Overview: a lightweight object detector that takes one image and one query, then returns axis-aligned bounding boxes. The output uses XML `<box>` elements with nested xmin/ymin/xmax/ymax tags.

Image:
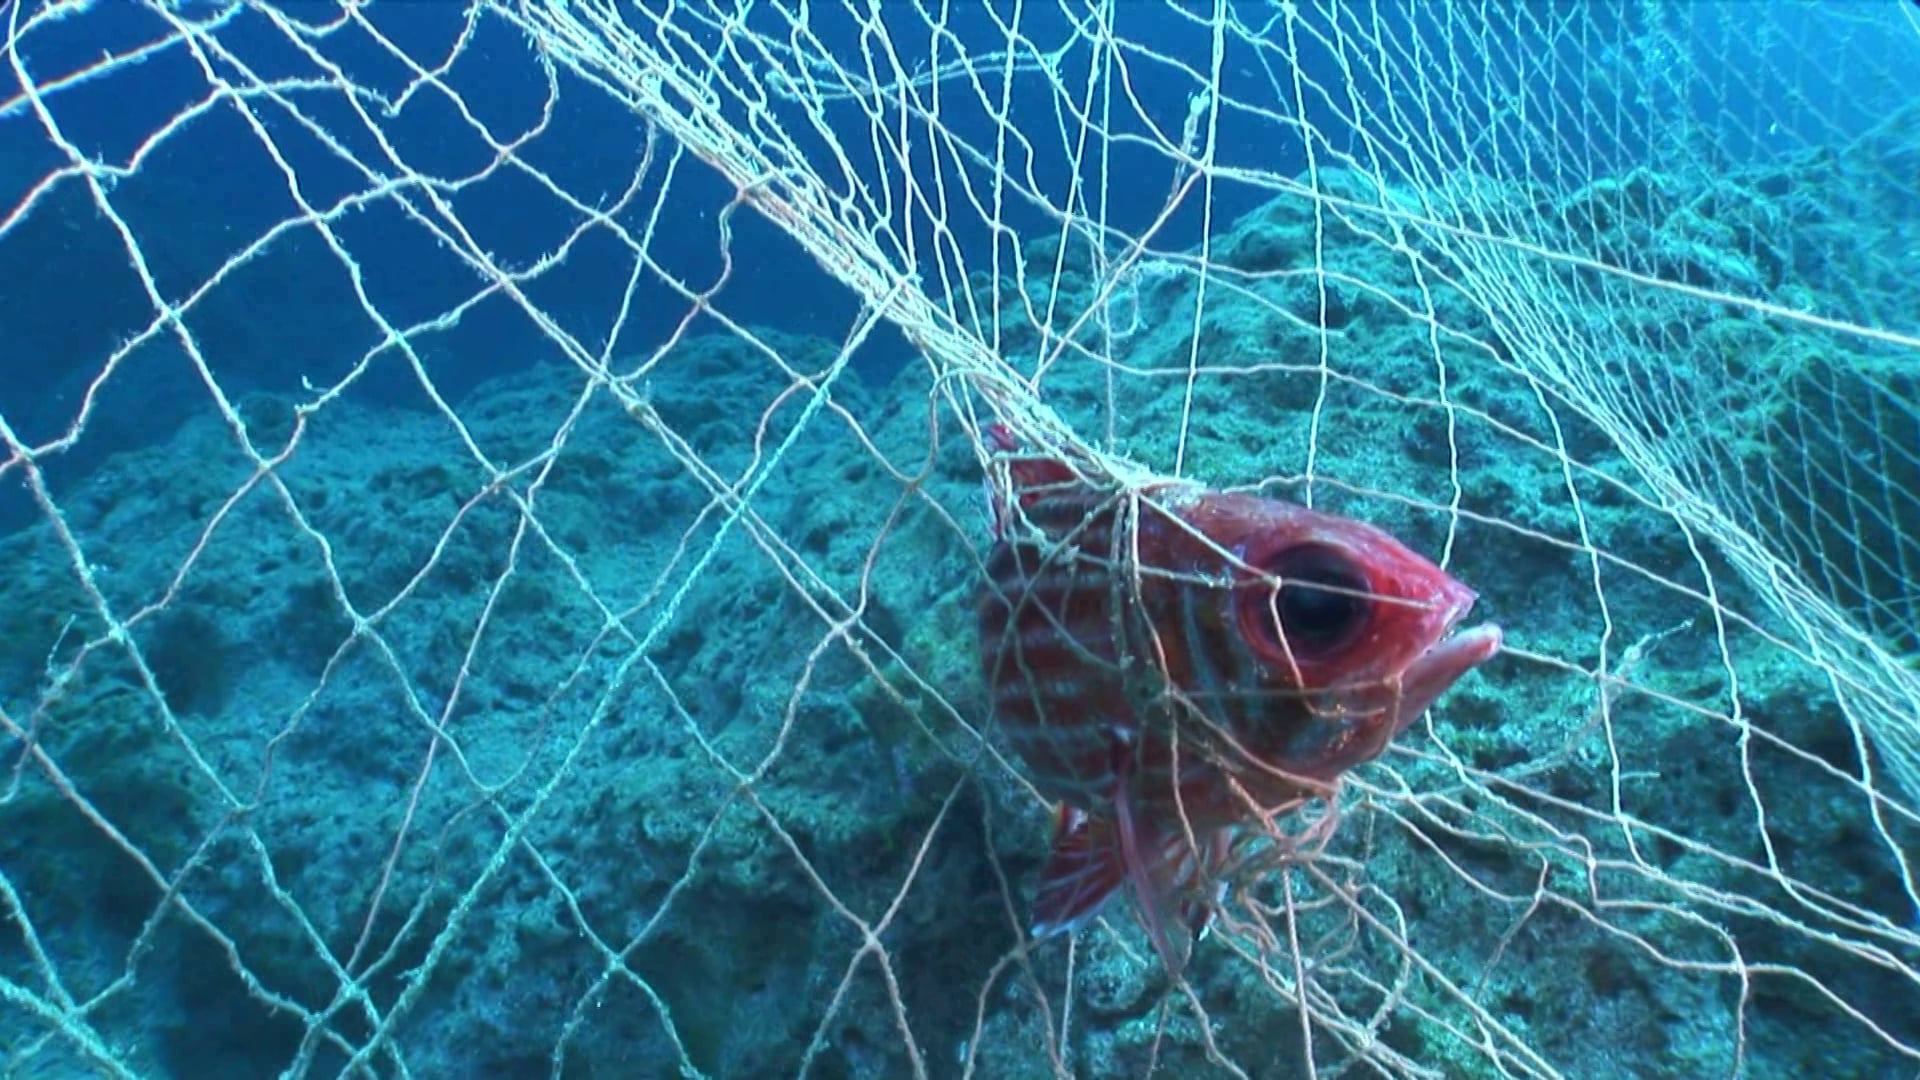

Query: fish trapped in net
<box><xmin>977</xmin><ymin>424</ymin><xmax>1502</xmax><ymax>974</ymax></box>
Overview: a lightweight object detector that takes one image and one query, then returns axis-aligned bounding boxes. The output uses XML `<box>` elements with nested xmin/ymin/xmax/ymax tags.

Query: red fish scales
<box><xmin>980</xmin><ymin>490</ymin><xmax>1139</xmax><ymax>804</ymax></box>
<box><xmin>982</xmin><ymin>486</ymin><xmax>1310</xmax><ymax>826</ymax></box>
<box><xmin>976</xmin><ymin>426</ymin><xmax>1501</xmax><ymax>964</ymax></box>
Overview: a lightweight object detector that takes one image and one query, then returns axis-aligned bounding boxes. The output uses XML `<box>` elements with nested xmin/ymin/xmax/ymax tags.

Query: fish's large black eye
<box><xmin>1246</xmin><ymin>545</ymin><xmax>1371</xmax><ymax>658</ymax></box>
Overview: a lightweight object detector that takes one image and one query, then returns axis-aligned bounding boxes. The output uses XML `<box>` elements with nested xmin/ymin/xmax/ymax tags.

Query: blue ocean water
<box><xmin>0</xmin><ymin>0</ymin><xmax>1885</xmax><ymax>451</ymax></box>
<box><xmin>2</xmin><ymin>2</ymin><xmax>1917</xmax><ymax>1077</ymax></box>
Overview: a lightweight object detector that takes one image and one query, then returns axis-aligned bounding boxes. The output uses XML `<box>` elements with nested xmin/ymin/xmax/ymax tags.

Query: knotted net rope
<box><xmin>2</xmin><ymin>1</ymin><xmax>1917</xmax><ymax>1076</ymax></box>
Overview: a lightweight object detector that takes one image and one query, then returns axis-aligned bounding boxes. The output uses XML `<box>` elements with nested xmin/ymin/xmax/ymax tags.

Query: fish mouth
<box><xmin>1287</xmin><ymin>619</ymin><xmax>1501</xmax><ymax>782</ymax></box>
<box><xmin>1392</xmin><ymin>581</ymin><xmax>1498</xmax><ymax>723</ymax></box>
<box><xmin>1386</xmin><ymin>622</ymin><xmax>1503</xmax><ymax>736</ymax></box>
<box><xmin>1324</xmin><ymin>585</ymin><xmax>1501</xmax><ymax>742</ymax></box>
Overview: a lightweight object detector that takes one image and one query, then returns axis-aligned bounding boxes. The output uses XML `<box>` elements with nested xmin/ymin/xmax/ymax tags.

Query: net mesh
<box><xmin>3</xmin><ymin>0</ymin><xmax>1917</xmax><ymax>1076</ymax></box>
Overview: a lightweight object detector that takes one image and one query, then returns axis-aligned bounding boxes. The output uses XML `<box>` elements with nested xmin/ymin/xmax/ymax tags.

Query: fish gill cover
<box><xmin>0</xmin><ymin>1</ymin><xmax>1916</xmax><ymax>1077</ymax></box>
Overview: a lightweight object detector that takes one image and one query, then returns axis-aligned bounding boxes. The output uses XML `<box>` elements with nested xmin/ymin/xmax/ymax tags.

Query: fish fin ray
<box><xmin>1030</xmin><ymin>805</ymin><xmax>1124</xmax><ymax>938</ymax></box>
<box><xmin>1029</xmin><ymin>769</ymin><xmax>1216</xmax><ymax>979</ymax></box>
<box><xmin>1112</xmin><ymin>756</ymin><xmax>1200</xmax><ymax>977</ymax></box>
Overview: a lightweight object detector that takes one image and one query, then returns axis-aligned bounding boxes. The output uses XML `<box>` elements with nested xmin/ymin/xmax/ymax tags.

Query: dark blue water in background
<box><xmin>0</xmin><ymin>0</ymin><xmax>1899</xmax><ymax>529</ymax></box>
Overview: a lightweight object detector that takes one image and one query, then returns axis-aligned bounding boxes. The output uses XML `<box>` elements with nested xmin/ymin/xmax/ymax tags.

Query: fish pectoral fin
<box><xmin>1109</xmin><ymin>772</ymin><xmax>1188</xmax><ymax>977</ymax></box>
<box><xmin>1029</xmin><ymin>790</ymin><xmax>1211</xmax><ymax>979</ymax></box>
<box><xmin>1029</xmin><ymin>806</ymin><xmax>1124</xmax><ymax>940</ymax></box>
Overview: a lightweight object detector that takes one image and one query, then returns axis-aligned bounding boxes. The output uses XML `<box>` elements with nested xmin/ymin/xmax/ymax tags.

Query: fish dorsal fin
<box><xmin>985</xmin><ymin>423</ymin><xmax>1093</xmax><ymax>537</ymax></box>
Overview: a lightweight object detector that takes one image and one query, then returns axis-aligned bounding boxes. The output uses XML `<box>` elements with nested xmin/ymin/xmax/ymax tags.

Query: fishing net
<box><xmin>2</xmin><ymin>0</ymin><xmax>1917</xmax><ymax>1076</ymax></box>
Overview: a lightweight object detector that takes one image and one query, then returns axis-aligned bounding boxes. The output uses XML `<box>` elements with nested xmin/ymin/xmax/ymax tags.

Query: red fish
<box><xmin>977</xmin><ymin>424</ymin><xmax>1502</xmax><ymax>972</ymax></box>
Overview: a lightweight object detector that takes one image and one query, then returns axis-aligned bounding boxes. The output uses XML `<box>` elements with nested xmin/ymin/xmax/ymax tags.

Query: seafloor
<box><xmin>3</xmin><ymin>148</ymin><xmax>1916</xmax><ymax>1077</ymax></box>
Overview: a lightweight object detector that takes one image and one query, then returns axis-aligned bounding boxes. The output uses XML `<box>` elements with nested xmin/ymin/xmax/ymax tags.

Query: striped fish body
<box><xmin>980</xmin><ymin>484</ymin><xmax>1376</xmax><ymax>827</ymax></box>
<box><xmin>976</xmin><ymin>426</ymin><xmax>1501</xmax><ymax>966</ymax></box>
<box><xmin>979</xmin><ymin>484</ymin><xmax>1289</xmax><ymax>824</ymax></box>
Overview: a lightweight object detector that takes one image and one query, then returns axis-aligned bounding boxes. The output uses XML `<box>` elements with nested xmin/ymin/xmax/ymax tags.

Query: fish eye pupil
<box><xmin>1260</xmin><ymin>546</ymin><xmax>1370</xmax><ymax>656</ymax></box>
